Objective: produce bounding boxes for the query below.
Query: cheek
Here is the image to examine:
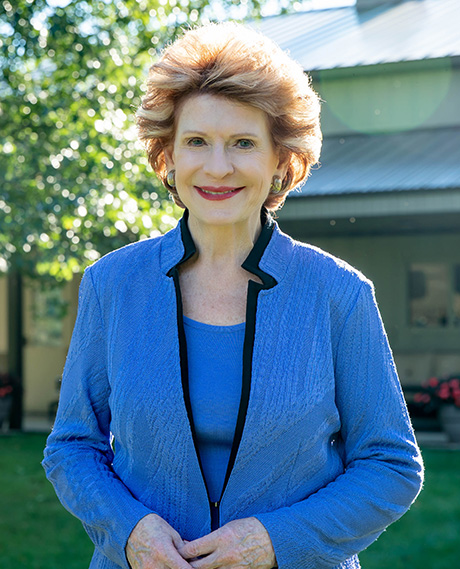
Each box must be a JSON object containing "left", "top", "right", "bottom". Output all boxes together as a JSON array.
[
  {"left": 175, "top": 153, "right": 199, "bottom": 176},
  {"left": 250, "top": 178, "right": 272, "bottom": 204},
  {"left": 253, "top": 163, "right": 276, "bottom": 189}
]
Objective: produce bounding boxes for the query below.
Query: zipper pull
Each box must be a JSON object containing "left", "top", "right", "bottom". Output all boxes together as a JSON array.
[{"left": 210, "top": 501, "right": 220, "bottom": 530}]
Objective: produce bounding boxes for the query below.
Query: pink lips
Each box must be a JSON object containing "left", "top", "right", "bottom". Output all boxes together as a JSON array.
[{"left": 195, "top": 186, "right": 244, "bottom": 201}]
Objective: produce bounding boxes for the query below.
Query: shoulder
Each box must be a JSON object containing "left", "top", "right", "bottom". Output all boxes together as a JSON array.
[
  {"left": 275, "top": 229, "right": 375, "bottom": 323},
  {"left": 84, "top": 234, "right": 165, "bottom": 288},
  {"left": 282, "top": 230, "right": 372, "bottom": 290}
]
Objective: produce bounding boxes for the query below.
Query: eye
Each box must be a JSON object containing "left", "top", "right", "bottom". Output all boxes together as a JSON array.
[
  {"left": 186, "top": 137, "right": 205, "bottom": 147},
  {"left": 236, "top": 139, "right": 254, "bottom": 149}
]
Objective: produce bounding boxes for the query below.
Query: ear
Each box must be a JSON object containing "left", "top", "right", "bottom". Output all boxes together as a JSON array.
[
  {"left": 275, "top": 147, "right": 290, "bottom": 180},
  {"left": 163, "top": 145, "right": 175, "bottom": 170}
]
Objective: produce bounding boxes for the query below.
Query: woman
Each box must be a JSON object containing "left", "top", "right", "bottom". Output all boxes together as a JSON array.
[{"left": 43, "top": 22, "right": 424, "bottom": 569}]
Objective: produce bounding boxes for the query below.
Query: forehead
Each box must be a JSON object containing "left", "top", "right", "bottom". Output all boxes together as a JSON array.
[{"left": 174, "top": 93, "right": 271, "bottom": 136}]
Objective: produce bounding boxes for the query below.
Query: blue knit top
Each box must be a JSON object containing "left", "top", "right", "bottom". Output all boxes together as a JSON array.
[{"left": 183, "top": 316, "right": 245, "bottom": 503}]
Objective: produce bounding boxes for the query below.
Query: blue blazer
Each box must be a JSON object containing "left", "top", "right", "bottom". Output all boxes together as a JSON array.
[{"left": 43, "top": 211, "right": 423, "bottom": 569}]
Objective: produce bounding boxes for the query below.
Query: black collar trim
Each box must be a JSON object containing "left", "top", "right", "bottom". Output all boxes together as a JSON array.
[
  {"left": 168, "top": 208, "right": 277, "bottom": 288},
  {"left": 241, "top": 209, "right": 277, "bottom": 289},
  {"left": 166, "top": 210, "right": 196, "bottom": 277}
]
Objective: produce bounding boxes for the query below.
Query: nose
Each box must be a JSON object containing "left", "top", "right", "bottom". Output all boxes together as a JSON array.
[{"left": 202, "top": 144, "right": 234, "bottom": 179}]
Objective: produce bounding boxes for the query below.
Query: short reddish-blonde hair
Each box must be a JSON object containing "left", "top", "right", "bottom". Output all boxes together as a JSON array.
[{"left": 136, "top": 21, "right": 322, "bottom": 211}]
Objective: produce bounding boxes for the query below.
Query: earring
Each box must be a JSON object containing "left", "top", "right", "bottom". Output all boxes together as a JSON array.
[
  {"left": 166, "top": 169, "right": 176, "bottom": 189},
  {"left": 270, "top": 175, "right": 283, "bottom": 193}
]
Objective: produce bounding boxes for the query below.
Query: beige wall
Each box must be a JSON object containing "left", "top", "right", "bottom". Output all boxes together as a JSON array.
[{"left": 24, "top": 345, "right": 67, "bottom": 414}]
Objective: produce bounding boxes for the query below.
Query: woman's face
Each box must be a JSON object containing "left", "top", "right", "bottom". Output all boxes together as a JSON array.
[{"left": 164, "top": 93, "right": 287, "bottom": 229}]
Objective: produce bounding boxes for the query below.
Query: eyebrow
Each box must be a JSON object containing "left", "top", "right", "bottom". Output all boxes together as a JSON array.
[{"left": 181, "top": 130, "right": 260, "bottom": 138}]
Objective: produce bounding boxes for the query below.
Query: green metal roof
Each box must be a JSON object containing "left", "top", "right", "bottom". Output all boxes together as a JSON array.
[
  {"left": 296, "top": 127, "right": 460, "bottom": 196},
  {"left": 253, "top": 0, "right": 460, "bottom": 71}
]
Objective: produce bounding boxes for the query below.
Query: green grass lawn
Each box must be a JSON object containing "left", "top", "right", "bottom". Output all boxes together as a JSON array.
[{"left": 0, "top": 433, "right": 459, "bottom": 569}]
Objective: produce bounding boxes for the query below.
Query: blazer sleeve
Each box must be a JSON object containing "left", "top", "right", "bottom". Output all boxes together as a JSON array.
[
  {"left": 253, "top": 279, "right": 424, "bottom": 569},
  {"left": 42, "top": 268, "right": 153, "bottom": 569}
]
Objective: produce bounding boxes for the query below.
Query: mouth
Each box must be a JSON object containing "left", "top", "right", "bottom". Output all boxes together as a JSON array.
[
  {"left": 194, "top": 186, "right": 245, "bottom": 201},
  {"left": 198, "top": 186, "right": 244, "bottom": 195}
]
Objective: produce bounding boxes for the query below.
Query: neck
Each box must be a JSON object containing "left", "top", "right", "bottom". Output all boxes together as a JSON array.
[{"left": 186, "top": 211, "right": 264, "bottom": 270}]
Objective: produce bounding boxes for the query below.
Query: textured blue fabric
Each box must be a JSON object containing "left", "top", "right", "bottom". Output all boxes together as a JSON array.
[
  {"left": 42, "top": 215, "right": 424, "bottom": 569},
  {"left": 183, "top": 316, "right": 245, "bottom": 503}
]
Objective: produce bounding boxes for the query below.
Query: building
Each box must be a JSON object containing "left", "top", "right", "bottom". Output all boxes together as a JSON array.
[
  {"left": 1, "top": 0, "right": 459, "bottom": 419},
  {"left": 254, "top": 0, "right": 460, "bottom": 387}
]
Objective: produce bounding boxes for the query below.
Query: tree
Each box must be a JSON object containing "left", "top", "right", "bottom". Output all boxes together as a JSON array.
[
  {"left": 1, "top": 0, "right": 296, "bottom": 427},
  {"left": 0, "top": 0, "right": 277, "bottom": 281}
]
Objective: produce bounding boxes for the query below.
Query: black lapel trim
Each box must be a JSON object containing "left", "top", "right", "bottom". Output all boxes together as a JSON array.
[
  {"left": 222, "top": 209, "right": 277, "bottom": 494},
  {"left": 167, "top": 210, "right": 218, "bottom": 520},
  {"left": 166, "top": 209, "right": 196, "bottom": 279},
  {"left": 167, "top": 208, "right": 278, "bottom": 524},
  {"left": 166, "top": 210, "right": 201, "bottom": 493}
]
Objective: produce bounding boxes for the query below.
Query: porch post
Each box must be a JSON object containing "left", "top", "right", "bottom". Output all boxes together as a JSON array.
[{"left": 7, "top": 270, "right": 24, "bottom": 430}]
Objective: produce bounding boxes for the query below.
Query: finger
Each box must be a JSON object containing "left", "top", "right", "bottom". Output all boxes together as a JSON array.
[
  {"left": 178, "top": 535, "right": 216, "bottom": 560},
  {"left": 171, "top": 532, "right": 187, "bottom": 551},
  {"left": 189, "top": 551, "right": 219, "bottom": 569},
  {"left": 165, "top": 543, "right": 196, "bottom": 569}
]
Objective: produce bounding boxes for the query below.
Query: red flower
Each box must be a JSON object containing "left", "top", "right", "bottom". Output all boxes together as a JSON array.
[
  {"left": 0, "top": 385, "right": 13, "bottom": 398},
  {"left": 415, "top": 374, "right": 460, "bottom": 410}
]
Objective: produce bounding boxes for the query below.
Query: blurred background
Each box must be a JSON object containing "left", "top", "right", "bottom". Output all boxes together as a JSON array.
[{"left": 1, "top": 1, "right": 459, "bottom": 567}]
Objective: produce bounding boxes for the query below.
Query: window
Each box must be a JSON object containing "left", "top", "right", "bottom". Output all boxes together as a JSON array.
[
  {"left": 30, "top": 286, "right": 67, "bottom": 346},
  {"left": 409, "top": 263, "right": 460, "bottom": 328}
]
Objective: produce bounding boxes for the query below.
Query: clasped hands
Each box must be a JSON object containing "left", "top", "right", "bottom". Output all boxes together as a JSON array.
[{"left": 126, "top": 513, "right": 277, "bottom": 569}]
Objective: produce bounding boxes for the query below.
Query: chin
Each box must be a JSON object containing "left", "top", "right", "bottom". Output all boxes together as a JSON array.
[{"left": 206, "top": 209, "right": 255, "bottom": 224}]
